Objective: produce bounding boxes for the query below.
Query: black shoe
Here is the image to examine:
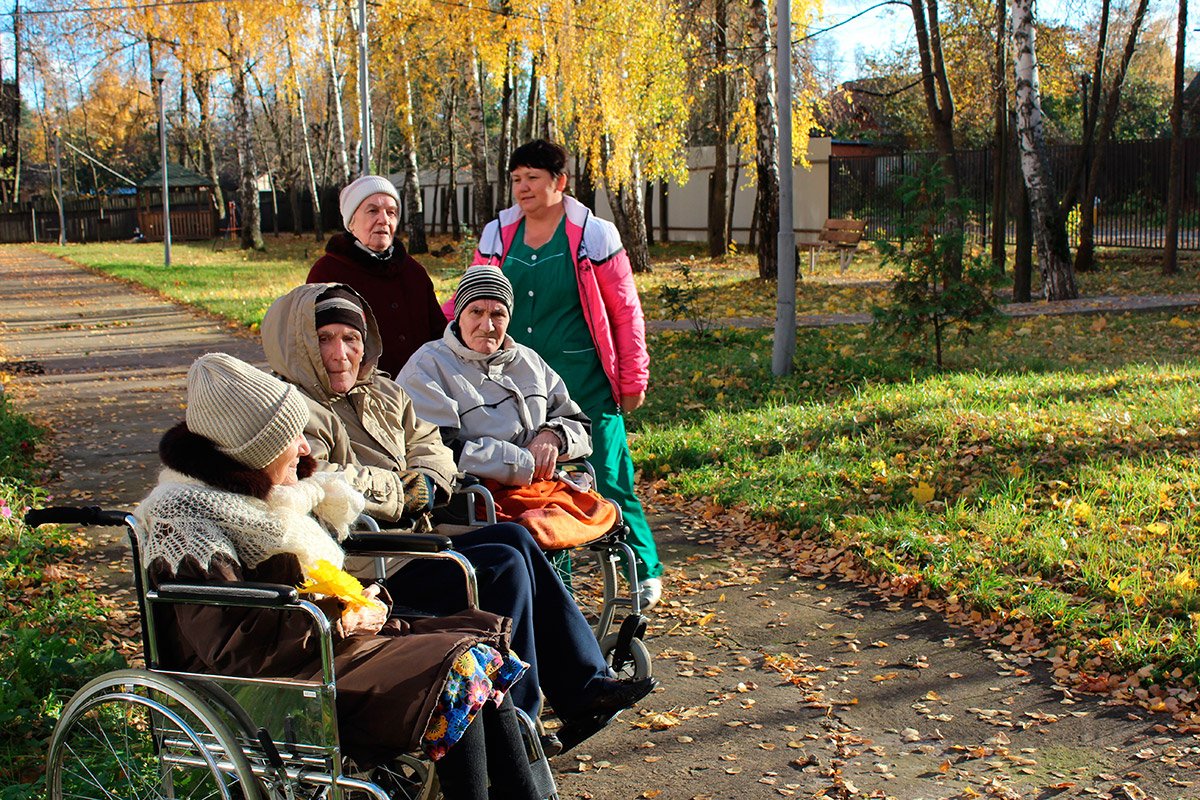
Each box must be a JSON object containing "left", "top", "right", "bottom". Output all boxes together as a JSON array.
[
  {"left": 539, "top": 731, "right": 564, "bottom": 758},
  {"left": 555, "top": 713, "right": 611, "bottom": 754},
  {"left": 555, "top": 677, "right": 659, "bottom": 754},
  {"left": 576, "top": 677, "right": 658, "bottom": 718}
]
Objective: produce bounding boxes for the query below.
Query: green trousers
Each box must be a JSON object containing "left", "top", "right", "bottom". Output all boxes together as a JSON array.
[{"left": 585, "top": 403, "right": 663, "bottom": 582}]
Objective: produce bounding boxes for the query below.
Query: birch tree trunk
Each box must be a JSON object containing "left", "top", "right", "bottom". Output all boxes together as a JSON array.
[
  {"left": 447, "top": 85, "right": 462, "bottom": 239},
  {"left": 467, "top": 49, "right": 491, "bottom": 233},
  {"left": 1008, "top": 109, "right": 1032, "bottom": 301},
  {"left": 750, "top": 0, "right": 779, "bottom": 280},
  {"left": 286, "top": 34, "right": 323, "bottom": 240},
  {"left": 707, "top": 0, "right": 729, "bottom": 258},
  {"left": 1074, "top": 0, "right": 1149, "bottom": 274},
  {"left": 523, "top": 57, "right": 539, "bottom": 142},
  {"left": 1162, "top": 0, "right": 1185, "bottom": 276},
  {"left": 320, "top": 0, "right": 351, "bottom": 184},
  {"left": 1011, "top": 0, "right": 1076, "bottom": 300},
  {"left": 400, "top": 50, "right": 427, "bottom": 254},
  {"left": 605, "top": 153, "right": 651, "bottom": 274},
  {"left": 496, "top": 43, "right": 515, "bottom": 209},
  {"left": 232, "top": 61, "right": 264, "bottom": 251}
]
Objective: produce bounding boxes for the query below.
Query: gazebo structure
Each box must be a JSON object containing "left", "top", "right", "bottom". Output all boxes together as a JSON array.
[{"left": 137, "top": 164, "right": 218, "bottom": 241}]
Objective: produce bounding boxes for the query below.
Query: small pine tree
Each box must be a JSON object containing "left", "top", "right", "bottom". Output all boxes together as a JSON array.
[{"left": 871, "top": 165, "right": 1000, "bottom": 368}]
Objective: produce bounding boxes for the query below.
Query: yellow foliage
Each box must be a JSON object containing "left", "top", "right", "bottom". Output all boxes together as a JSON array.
[
  {"left": 299, "top": 559, "right": 371, "bottom": 608},
  {"left": 909, "top": 481, "right": 935, "bottom": 504},
  {"left": 1170, "top": 569, "right": 1198, "bottom": 592}
]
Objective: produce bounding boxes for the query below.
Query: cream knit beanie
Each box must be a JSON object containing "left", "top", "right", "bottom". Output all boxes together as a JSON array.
[
  {"left": 339, "top": 175, "right": 400, "bottom": 231},
  {"left": 185, "top": 353, "right": 309, "bottom": 470}
]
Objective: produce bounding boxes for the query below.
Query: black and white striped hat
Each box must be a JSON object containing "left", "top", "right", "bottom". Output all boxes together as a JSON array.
[{"left": 454, "top": 266, "right": 514, "bottom": 321}]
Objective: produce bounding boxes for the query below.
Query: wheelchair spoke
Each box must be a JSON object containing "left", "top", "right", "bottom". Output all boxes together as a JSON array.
[
  {"left": 63, "top": 721, "right": 136, "bottom": 800},
  {"left": 51, "top": 689, "right": 243, "bottom": 800}
]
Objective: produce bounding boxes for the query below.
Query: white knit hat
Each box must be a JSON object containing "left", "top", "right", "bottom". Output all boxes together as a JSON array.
[
  {"left": 339, "top": 175, "right": 400, "bottom": 231},
  {"left": 185, "top": 353, "right": 309, "bottom": 470}
]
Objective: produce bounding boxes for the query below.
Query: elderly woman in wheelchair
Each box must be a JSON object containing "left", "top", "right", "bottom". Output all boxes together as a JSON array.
[
  {"left": 262, "top": 283, "right": 656, "bottom": 757},
  {"left": 133, "top": 352, "right": 543, "bottom": 800}
]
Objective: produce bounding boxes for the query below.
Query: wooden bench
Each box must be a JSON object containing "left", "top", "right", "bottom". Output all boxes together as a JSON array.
[{"left": 799, "top": 218, "right": 867, "bottom": 274}]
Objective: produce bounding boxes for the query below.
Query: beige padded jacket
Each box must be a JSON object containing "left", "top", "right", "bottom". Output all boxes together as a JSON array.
[{"left": 261, "top": 283, "right": 456, "bottom": 524}]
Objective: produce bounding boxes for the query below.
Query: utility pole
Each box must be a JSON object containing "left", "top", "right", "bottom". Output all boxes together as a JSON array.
[
  {"left": 771, "top": 0, "right": 796, "bottom": 376},
  {"left": 153, "top": 68, "right": 171, "bottom": 267},
  {"left": 357, "top": 0, "right": 371, "bottom": 175},
  {"left": 52, "top": 131, "right": 65, "bottom": 245}
]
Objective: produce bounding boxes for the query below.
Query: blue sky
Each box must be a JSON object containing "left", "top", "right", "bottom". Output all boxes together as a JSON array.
[{"left": 818, "top": 0, "right": 1197, "bottom": 84}]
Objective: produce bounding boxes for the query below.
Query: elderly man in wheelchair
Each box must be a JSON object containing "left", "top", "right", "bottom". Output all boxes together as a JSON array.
[
  {"left": 262, "top": 283, "right": 656, "bottom": 757},
  {"left": 36, "top": 353, "right": 550, "bottom": 800}
]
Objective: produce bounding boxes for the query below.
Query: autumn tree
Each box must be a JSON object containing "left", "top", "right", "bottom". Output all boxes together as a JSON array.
[
  {"left": 909, "top": 0, "right": 963, "bottom": 279},
  {"left": 540, "top": 0, "right": 692, "bottom": 273},
  {"left": 1071, "top": 0, "right": 1150, "bottom": 273},
  {"left": 1011, "top": 0, "right": 1076, "bottom": 300}
]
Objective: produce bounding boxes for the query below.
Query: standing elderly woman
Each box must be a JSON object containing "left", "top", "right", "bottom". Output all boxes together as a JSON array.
[
  {"left": 134, "top": 353, "right": 541, "bottom": 800},
  {"left": 457, "top": 139, "right": 663, "bottom": 608},
  {"left": 308, "top": 175, "right": 445, "bottom": 376},
  {"left": 261, "top": 283, "right": 657, "bottom": 754}
]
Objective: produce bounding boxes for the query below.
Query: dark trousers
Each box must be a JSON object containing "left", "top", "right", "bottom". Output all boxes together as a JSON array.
[
  {"left": 435, "top": 695, "right": 540, "bottom": 800},
  {"left": 387, "top": 522, "right": 608, "bottom": 718}
]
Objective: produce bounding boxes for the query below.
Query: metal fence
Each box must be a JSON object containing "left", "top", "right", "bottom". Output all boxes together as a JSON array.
[{"left": 829, "top": 137, "right": 1200, "bottom": 251}]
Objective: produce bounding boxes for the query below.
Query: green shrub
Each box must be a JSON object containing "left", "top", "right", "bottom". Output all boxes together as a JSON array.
[
  {"left": 871, "top": 165, "right": 1000, "bottom": 367},
  {"left": 0, "top": 400, "right": 126, "bottom": 789}
]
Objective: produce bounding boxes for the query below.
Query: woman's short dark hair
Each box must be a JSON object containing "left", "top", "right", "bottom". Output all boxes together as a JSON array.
[{"left": 508, "top": 140, "right": 569, "bottom": 176}]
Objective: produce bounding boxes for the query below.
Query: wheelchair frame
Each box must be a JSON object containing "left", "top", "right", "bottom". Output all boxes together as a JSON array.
[{"left": 30, "top": 505, "right": 558, "bottom": 800}]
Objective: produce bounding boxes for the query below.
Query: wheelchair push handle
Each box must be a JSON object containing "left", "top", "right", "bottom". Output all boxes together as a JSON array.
[{"left": 25, "top": 505, "right": 132, "bottom": 529}]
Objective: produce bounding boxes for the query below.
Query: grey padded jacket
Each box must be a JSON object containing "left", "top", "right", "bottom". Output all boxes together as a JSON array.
[{"left": 399, "top": 325, "right": 591, "bottom": 486}]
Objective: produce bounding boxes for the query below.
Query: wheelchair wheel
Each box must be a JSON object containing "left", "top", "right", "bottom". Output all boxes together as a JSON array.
[
  {"left": 47, "top": 668, "right": 259, "bottom": 800},
  {"left": 369, "top": 753, "right": 438, "bottom": 800},
  {"left": 598, "top": 633, "right": 652, "bottom": 682}
]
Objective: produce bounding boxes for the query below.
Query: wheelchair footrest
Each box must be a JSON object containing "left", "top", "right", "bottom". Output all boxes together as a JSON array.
[{"left": 608, "top": 613, "right": 647, "bottom": 675}]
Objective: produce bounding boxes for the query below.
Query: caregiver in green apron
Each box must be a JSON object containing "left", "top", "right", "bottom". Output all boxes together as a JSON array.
[{"left": 458, "top": 139, "right": 663, "bottom": 609}]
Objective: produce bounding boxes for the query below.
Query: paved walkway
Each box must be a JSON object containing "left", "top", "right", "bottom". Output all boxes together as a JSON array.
[{"left": 2, "top": 247, "right": 1197, "bottom": 800}]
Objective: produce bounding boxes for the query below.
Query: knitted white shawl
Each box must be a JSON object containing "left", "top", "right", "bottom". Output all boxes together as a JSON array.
[{"left": 135, "top": 469, "right": 366, "bottom": 576}]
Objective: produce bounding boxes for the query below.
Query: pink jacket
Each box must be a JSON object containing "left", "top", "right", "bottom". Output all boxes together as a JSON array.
[{"left": 444, "top": 195, "right": 649, "bottom": 406}]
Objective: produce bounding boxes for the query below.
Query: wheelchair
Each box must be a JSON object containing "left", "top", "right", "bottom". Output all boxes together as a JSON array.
[
  {"left": 454, "top": 466, "right": 653, "bottom": 685},
  {"left": 28, "top": 505, "right": 559, "bottom": 800}
]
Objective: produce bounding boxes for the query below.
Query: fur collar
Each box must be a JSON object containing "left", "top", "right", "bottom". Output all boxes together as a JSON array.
[{"left": 159, "top": 421, "right": 315, "bottom": 501}]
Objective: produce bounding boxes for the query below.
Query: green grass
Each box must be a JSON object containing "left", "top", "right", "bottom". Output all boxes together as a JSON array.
[
  {"left": 0, "top": 393, "right": 125, "bottom": 794},
  {"left": 636, "top": 313, "right": 1200, "bottom": 681}
]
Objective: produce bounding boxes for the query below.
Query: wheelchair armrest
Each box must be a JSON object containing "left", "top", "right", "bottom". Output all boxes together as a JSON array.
[
  {"left": 25, "top": 505, "right": 133, "bottom": 529},
  {"left": 342, "top": 532, "right": 453, "bottom": 554},
  {"left": 155, "top": 581, "right": 299, "bottom": 607},
  {"left": 560, "top": 460, "right": 598, "bottom": 480}
]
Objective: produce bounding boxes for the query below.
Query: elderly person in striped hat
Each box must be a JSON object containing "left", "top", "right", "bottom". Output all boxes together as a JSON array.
[
  {"left": 401, "top": 266, "right": 593, "bottom": 489},
  {"left": 307, "top": 175, "right": 445, "bottom": 376}
]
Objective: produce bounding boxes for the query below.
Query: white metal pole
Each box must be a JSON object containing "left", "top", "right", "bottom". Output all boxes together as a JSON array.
[
  {"left": 771, "top": 0, "right": 796, "bottom": 376},
  {"left": 53, "top": 132, "right": 65, "bottom": 245},
  {"left": 154, "top": 69, "right": 171, "bottom": 267},
  {"left": 357, "top": 0, "right": 371, "bottom": 175}
]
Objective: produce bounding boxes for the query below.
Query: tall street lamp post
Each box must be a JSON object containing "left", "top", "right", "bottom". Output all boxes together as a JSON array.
[{"left": 153, "top": 68, "right": 171, "bottom": 267}]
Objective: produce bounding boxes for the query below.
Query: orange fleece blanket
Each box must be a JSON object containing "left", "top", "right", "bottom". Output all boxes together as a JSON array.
[{"left": 482, "top": 479, "right": 617, "bottom": 551}]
